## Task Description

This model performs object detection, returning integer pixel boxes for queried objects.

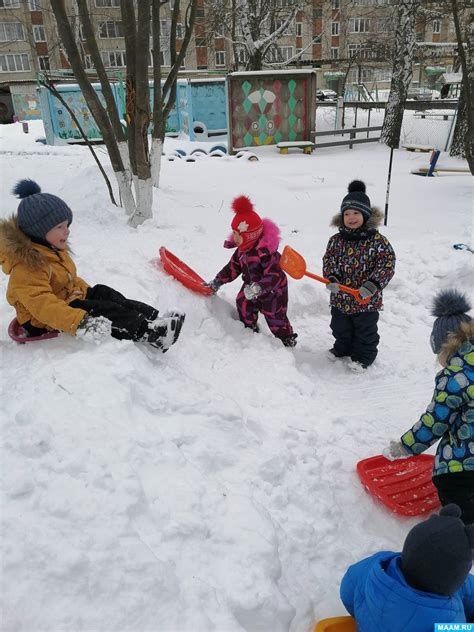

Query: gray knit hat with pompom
[13,179,73,239]
[430,289,472,354]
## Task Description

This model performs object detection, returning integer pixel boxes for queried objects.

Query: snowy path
[1,120,472,632]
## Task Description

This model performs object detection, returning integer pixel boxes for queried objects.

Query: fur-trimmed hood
[331,206,384,230]
[0,216,61,274]
[224,218,280,253]
[439,319,474,366]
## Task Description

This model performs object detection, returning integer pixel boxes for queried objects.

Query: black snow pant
[433,471,474,525]
[330,307,380,367]
[69,284,159,341]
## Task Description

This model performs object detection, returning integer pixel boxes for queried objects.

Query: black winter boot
[281,333,298,348]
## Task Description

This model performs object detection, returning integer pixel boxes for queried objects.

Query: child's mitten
[326,275,340,294]
[204,278,222,294]
[77,315,112,341]
[383,440,412,461]
[244,282,262,301]
[359,280,378,299]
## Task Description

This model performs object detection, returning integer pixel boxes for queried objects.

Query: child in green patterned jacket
[384,289,474,524]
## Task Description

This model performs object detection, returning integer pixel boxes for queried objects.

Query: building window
[296,22,302,37]
[433,20,441,34]
[38,55,50,70]
[331,47,339,59]
[176,23,183,39]
[0,0,20,7]
[84,54,93,69]
[331,22,339,35]
[0,22,24,41]
[100,50,126,67]
[98,21,123,38]
[0,53,30,71]
[215,50,225,66]
[236,47,248,65]
[332,0,340,9]
[215,23,225,38]
[28,0,41,8]
[349,18,371,33]
[195,7,204,18]
[95,0,120,7]
[374,68,392,81]
[349,67,372,83]
[313,7,322,18]
[348,43,375,60]
[33,25,46,42]
[267,46,293,63]
[160,19,170,37]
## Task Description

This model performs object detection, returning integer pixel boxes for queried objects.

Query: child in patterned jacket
[384,290,474,524]
[206,195,297,347]
[322,180,395,370]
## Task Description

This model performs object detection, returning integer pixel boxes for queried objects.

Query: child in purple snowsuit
[207,195,297,347]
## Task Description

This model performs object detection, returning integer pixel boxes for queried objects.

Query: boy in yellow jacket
[0,179,184,352]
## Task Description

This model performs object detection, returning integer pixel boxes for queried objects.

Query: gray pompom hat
[430,289,472,354]
[13,179,73,240]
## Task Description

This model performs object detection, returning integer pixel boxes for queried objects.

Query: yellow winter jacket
[0,217,89,335]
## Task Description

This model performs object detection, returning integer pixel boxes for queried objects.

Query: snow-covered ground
[1,119,472,632]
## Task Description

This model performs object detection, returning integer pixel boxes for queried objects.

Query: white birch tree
[50,0,196,226]
[381,0,418,148]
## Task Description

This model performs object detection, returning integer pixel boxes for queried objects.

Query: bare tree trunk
[449,0,474,173]
[129,0,153,227]
[50,0,136,217]
[381,0,417,148]
[150,0,197,188]
[150,0,164,188]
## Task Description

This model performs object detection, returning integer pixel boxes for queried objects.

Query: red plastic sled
[357,454,440,517]
[8,318,59,343]
[158,247,213,296]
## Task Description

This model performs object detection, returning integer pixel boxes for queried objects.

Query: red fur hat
[231,195,263,249]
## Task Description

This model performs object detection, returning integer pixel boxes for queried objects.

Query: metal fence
[317,99,458,151]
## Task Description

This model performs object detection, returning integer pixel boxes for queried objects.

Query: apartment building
[0,0,459,122]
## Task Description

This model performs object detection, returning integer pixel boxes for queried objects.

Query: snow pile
[1,119,472,632]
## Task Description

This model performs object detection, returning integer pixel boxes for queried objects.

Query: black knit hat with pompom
[340,180,372,222]
[430,289,472,354]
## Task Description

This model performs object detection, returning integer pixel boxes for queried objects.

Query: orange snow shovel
[280,245,370,305]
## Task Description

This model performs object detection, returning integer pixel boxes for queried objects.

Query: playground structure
[411,149,471,176]
[227,69,317,153]
[38,77,226,145]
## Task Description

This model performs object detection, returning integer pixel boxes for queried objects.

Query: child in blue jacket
[384,289,474,524]
[340,504,474,631]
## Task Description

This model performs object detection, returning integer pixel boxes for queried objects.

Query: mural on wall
[54,90,105,140]
[228,72,316,151]
[11,88,41,121]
